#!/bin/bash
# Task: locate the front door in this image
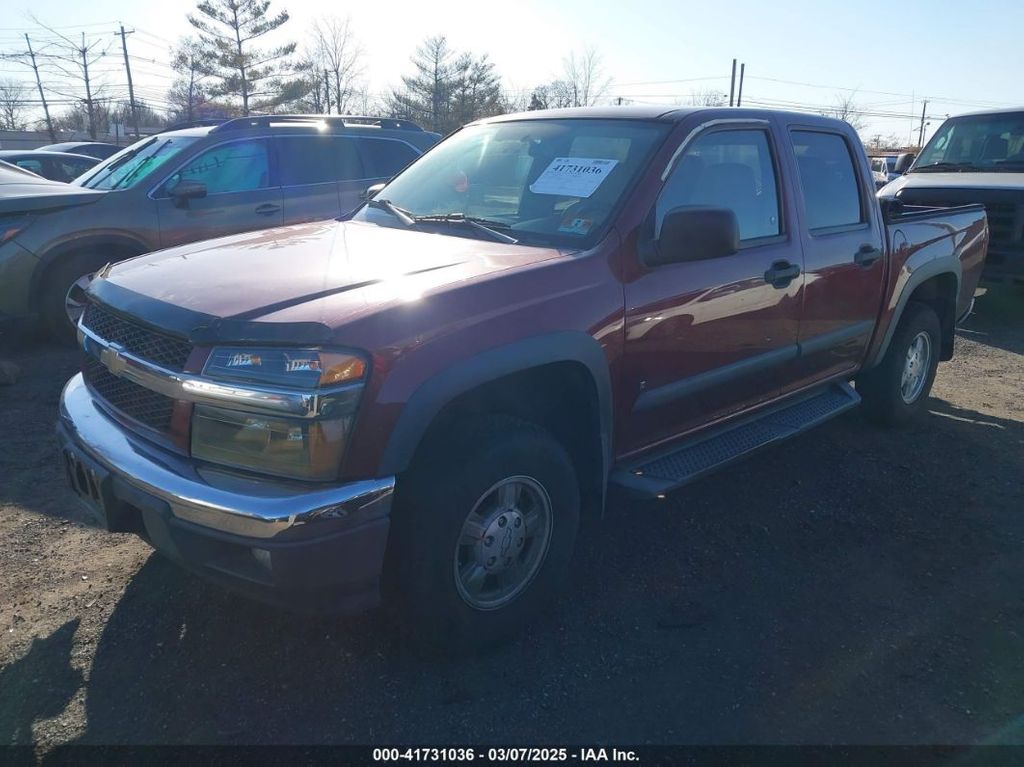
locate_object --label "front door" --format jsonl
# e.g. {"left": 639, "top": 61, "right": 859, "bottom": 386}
{"left": 783, "top": 127, "right": 887, "bottom": 389}
{"left": 156, "top": 138, "right": 282, "bottom": 249}
{"left": 621, "top": 123, "right": 804, "bottom": 455}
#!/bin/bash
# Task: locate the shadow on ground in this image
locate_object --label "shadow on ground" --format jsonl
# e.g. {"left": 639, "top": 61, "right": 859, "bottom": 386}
{"left": 19, "top": 400, "right": 1020, "bottom": 746}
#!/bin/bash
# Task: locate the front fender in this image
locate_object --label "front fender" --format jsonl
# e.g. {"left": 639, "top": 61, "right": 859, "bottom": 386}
{"left": 377, "top": 330, "right": 613, "bottom": 484}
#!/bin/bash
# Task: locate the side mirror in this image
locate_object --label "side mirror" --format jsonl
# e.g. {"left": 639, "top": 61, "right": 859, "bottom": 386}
{"left": 361, "top": 182, "right": 386, "bottom": 201}
{"left": 894, "top": 153, "right": 915, "bottom": 174}
{"left": 647, "top": 206, "right": 739, "bottom": 266}
{"left": 168, "top": 179, "right": 207, "bottom": 208}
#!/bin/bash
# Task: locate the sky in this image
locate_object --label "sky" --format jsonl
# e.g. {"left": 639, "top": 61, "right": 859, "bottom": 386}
{"left": 1, "top": 0, "right": 1021, "bottom": 145}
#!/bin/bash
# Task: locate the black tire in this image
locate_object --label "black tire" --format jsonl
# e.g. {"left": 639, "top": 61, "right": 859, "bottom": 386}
{"left": 384, "top": 415, "right": 580, "bottom": 652}
{"left": 857, "top": 301, "right": 941, "bottom": 426}
{"left": 40, "top": 250, "right": 111, "bottom": 344}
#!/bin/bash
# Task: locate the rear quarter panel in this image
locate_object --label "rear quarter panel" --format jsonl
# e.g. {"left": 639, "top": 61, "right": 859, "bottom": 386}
{"left": 866, "top": 206, "right": 988, "bottom": 365}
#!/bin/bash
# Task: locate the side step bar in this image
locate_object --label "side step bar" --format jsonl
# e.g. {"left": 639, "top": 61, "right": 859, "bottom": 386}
{"left": 611, "top": 381, "right": 861, "bottom": 497}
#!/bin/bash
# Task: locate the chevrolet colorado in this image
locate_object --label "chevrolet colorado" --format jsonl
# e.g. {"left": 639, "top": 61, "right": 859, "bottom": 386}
{"left": 57, "top": 107, "right": 988, "bottom": 648}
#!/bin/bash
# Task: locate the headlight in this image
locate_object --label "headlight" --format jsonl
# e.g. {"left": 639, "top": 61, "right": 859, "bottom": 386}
{"left": 191, "top": 346, "right": 367, "bottom": 480}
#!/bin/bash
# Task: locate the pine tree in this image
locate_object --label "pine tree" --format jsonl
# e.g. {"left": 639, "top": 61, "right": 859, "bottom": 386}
{"left": 187, "top": 0, "right": 296, "bottom": 115}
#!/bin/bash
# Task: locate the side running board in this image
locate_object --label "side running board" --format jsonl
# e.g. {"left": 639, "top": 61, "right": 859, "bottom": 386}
{"left": 611, "top": 381, "right": 861, "bottom": 497}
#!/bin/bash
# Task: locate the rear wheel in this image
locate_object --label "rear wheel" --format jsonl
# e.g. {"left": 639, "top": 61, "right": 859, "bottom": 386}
{"left": 40, "top": 250, "right": 112, "bottom": 344}
{"left": 857, "top": 301, "right": 941, "bottom": 426}
{"left": 385, "top": 415, "right": 579, "bottom": 652}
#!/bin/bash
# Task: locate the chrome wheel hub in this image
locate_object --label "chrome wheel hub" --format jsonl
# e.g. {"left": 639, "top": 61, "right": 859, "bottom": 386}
{"left": 900, "top": 331, "right": 931, "bottom": 404}
{"left": 453, "top": 475, "right": 553, "bottom": 611}
{"left": 65, "top": 273, "right": 95, "bottom": 325}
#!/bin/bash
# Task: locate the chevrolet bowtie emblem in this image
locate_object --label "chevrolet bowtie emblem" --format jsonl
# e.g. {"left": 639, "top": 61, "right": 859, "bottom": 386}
{"left": 100, "top": 342, "right": 128, "bottom": 377}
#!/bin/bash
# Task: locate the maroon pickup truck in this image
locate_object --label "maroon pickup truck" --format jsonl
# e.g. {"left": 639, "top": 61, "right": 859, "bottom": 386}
{"left": 57, "top": 106, "right": 987, "bottom": 649}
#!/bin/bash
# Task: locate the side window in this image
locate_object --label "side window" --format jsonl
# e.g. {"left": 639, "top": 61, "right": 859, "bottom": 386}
{"left": 277, "top": 137, "right": 339, "bottom": 186}
{"left": 333, "top": 137, "right": 365, "bottom": 181}
{"left": 168, "top": 140, "right": 270, "bottom": 195}
{"left": 61, "top": 158, "right": 94, "bottom": 181}
{"left": 358, "top": 138, "right": 419, "bottom": 179}
{"left": 791, "top": 131, "right": 864, "bottom": 230}
{"left": 656, "top": 129, "right": 781, "bottom": 241}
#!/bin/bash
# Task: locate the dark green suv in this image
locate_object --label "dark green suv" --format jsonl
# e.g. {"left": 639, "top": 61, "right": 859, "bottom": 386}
{"left": 0, "top": 115, "right": 440, "bottom": 341}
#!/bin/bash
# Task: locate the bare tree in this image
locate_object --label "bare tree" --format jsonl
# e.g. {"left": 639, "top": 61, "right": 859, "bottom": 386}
{"left": 30, "top": 19, "right": 112, "bottom": 138}
{"left": 0, "top": 79, "right": 30, "bottom": 130}
{"left": 689, "top": 88, "right": 726, "bottom": 107}
{"left": 557, "top": 46, "right": 611, "bottom": 107}
{"left": 310, "top": 15, "right": 363, "bottom": 114}
{"left": 168, "top": 38, "right": 211, "bottom": 124}
{"left": 824, "top": 92, "right": 866, "bottom": 133}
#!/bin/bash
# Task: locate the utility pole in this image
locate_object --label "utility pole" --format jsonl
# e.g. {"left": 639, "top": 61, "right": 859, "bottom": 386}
{"left": 80, "top": 32, "right": 97, "bottom": 139}
{"left": 737, "top": 63, "right": 745, "bottom": 107}
{"left": 917, "top": 99, "right": 928, "bottom": 148}
{"left": 729, "top": 58, "right": 737, "bottom": 107}
{"left": 324, "top": 69, "right": 331, "bottom": 114}
{"left": 116, "top": 25, "right": 140, "bottom": 139}
{"left": 24, "top": 34, "right": 55, "bottom": 141}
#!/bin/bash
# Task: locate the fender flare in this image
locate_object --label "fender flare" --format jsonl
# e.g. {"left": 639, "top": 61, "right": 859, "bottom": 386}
{"left": 377, "top": 330, "right": 613, "bottom": 486}
{"left": 869, "top": 246, "right": 961, "bottom": 368}
{"left": 29, "top": 232, "right": 151, "bottom": 303}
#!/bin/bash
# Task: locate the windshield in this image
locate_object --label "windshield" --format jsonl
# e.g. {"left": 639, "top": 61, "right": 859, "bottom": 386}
{"left": 914, "top": 112, "right": 1024, "bottom": 171}
{"left": 351, "top": 119, "right": 670, "bottom": 246}
{"left": 76, "top": 134, "right": 201, "bottom": 190}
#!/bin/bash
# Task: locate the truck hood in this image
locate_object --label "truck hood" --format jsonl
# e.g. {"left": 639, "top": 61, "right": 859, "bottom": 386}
{"left": 881, "top": 171, "right": 1024, "bottom": 195}
{"left": 0, "top": 168, "right": 105, "bottom": 214}
{"left": 91, "top": 220, "right": 566, "bottom": 341}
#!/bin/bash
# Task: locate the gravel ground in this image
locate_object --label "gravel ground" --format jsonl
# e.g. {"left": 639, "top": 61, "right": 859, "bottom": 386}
{"left": 1, "top": 287, "right": 1022, "bottom": 751}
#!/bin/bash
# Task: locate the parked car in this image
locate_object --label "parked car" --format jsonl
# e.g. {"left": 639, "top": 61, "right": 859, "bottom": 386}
{"left": 880, "top": 108, "right": 1024, "bottom": 285}
{"left": 58, "top": 106, "right": 987, "bottom": 649}
{"left": 0, "top": 150, "right": 99, "bottom": 183}
{"left": 37, "top": 141, "right": 122, "bottom": 160}
{"left": 0, "top": 115, "right": 441, "bottom": 340}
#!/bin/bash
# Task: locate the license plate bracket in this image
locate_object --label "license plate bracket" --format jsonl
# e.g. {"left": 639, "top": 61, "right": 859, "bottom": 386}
{"left": 62, "top": 444, "right": 112, "bottom": 530}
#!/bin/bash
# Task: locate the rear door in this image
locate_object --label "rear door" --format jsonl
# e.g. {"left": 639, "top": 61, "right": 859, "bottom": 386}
{"left": 621, "top": 122, "right": 805, "bottom": 453}
{"left": 276, "top": 135, "right": 343, "bottom": 225}
{"left": 781, "top": 126, "right": 886, "bottom": 390}
{"left": 155, "top": 138, "right": 282, "bottom": 248}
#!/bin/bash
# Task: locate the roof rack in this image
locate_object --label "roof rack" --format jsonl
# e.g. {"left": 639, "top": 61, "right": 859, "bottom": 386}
{"left": 210, "top": 114, "right": 424, "bottom": 134}
{"left": 164, "top": 117, "right": 230, "bottom": 131}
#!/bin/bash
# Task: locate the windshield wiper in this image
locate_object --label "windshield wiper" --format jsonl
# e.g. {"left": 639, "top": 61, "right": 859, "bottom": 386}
{"left": 412, "top": 214, "right": 519, "bottom": 244}
{"left": 84, "top": 137, "right": 156, "bottom": 186}
{"left": 365, "top": 197, "right": 415, "bottom": 226}
{"left": 912, "top": 161, "right": 986, "bottom": 173}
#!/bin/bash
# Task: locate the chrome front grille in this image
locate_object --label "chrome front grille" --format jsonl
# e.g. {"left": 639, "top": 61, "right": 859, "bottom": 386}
{"left": 80, "top": 303, "right": 192, "bottom": 437}
{"left": 82, "top": 355, "right": 176, "bottom": 433}
{"left": 81, "top": 303, "right": 192, "bottom": 371}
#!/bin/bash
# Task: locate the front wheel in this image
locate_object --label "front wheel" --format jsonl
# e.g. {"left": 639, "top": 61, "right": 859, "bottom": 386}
{"left": 40, "top": 250, "right": 112, "bottom": 344}
{"left": 857, "top": 301, "right": 941, "bottom": 426}
{"left": 385, "top": 416, "right": 580, "bottom": 652}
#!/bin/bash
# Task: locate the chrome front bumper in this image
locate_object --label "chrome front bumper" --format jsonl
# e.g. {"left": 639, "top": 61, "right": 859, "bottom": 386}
{"left": 58, "top": 373, "right": 395, "bottom": 540}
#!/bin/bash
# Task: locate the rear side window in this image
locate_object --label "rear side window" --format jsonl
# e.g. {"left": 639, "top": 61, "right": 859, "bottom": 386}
{"left": 277, "top": 136, "right": 366, "bottom": 185}
{"left": 656, "top": 129, "right": 781, "bottom": 241}
{"left": 358, "top": 138, "right": 419, "bottom": 179}
{"left": 791, "top": 131, "right": 864, "bottom": 230}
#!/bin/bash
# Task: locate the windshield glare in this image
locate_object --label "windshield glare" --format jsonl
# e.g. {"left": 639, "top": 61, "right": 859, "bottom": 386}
{"left": 77, "top": 135, "right": 201, "bottom": 190}
{"left": 915, "top": 112, "right": 1024, "bottom": 169}
{"left": 352, "top": 119, "right": 670, "bottom": 246}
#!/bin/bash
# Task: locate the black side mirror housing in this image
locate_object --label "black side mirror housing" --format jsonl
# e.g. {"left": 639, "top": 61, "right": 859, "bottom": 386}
{"left": 168, "top": 179, "right": 207, "bottom": 208}
{"left": 894, "top": 153, "right": 915, "bottom": 174}
{"left": 647, "top": 206, "right": 739, "bottom": 266}
{"left": 361, "top": 182, "right": 386, "bottom": 201}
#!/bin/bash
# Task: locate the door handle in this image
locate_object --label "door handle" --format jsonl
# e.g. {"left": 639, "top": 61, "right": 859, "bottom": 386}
{"left": 764, "top": 260, "right": 801, "bottom": 289}
{"left": 254, "top": 203, "right": 281, "bottom": 216}
{"left": 854, "top": 244, "right": 882, "bottom": 267}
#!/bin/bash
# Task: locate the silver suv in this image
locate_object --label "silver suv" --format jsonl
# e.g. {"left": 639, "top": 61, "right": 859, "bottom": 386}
{"left": 0, "top": 115, "right": 440, "bottom": 341}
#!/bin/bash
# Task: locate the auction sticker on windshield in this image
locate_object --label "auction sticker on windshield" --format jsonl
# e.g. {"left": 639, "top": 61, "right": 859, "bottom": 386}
{"left": 530, "top": 157, "right": 618, "bottom": 197}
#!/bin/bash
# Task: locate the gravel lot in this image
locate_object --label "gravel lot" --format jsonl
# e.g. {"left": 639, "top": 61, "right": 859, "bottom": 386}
{"left": 1, "top": 287, "right": 1022, "bottom": 751}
